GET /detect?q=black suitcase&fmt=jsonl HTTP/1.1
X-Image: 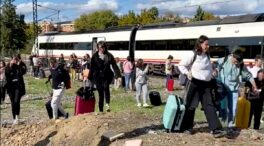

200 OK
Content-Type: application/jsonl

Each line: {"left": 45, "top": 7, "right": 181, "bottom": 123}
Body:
{"left": 149, "top": 91, "right": 162, "bottom": 106}
{"left": 45, "top": 100, "right": 64, "bottom": 119}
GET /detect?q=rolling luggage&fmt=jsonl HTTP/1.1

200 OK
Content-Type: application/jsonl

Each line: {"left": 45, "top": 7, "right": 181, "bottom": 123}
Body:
{"left": 149, "top": 91, "right": 162, "bottom": 106}
{"left": 75, "top": 82, "right": 96, "bottom": 115}
{"left": 167, "top": 79, "right": 174, "bottom": 91}
{"left": 45, "top": 100, "right": 64, "bottom": 119}
{"left": 163, "top": 95, "right": 185, "bottom": 132}
{"left": 235, "top": 96, "right": 251, "bottom": 129}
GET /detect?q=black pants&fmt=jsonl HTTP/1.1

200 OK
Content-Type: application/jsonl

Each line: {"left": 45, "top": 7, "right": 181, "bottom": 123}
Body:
{"left": 181, "top": 78, "right": 222, "bottom": 131}
{"left": 0, "top": 86, "right": 6, "bottom": 104}
{"left": 96, "top": 80, "right": 110, "bottom": 112}
{"left": 8, "top": 89, "right": 22, "bottom": 119}
{"left": 248, "top": 99, "right": 263, "bottom": 129}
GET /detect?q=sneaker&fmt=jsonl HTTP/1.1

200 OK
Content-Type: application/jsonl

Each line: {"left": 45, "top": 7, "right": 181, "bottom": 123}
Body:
{"left": 142, "top": 103, "right": 150, "bottom": 107}
{"left": 12, "top": 119, "right": 19, "bottom": 125}
{"left": 211, "top": 129, "right": 226, "bottom": 138}
{"left": 183, "top": 129, "right": 195, "bottom": 135}
{"left": 137, "top": 103, "right": 142, "bottom": 107}
{"left": 64, "top": 113, "right": 69, "bottom": 119}
{"left": 106, "top": 104, "right": 111, "bottom": 112}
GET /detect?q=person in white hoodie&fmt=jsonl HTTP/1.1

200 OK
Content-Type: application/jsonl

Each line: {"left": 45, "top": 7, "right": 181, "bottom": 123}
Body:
{"left": 178, "top": 35, "right": 224, "bottom": 138}
{"left": 135, "top": 59, "right": 149, "bottom": 107}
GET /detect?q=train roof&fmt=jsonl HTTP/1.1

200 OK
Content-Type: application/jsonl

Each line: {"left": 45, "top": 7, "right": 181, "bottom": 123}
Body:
{"left": 39, "top": 13, "right": 264, "bottom": 36}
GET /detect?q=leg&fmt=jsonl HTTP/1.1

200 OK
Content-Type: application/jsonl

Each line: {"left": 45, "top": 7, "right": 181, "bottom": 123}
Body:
{"left": 248, "top": 100, "right": 254, "bottom": 128}
{"left": 227, "top": 91, "right": 238, "bottom": 127}
{"left": 9, "top": 93, "right": 16, "bottom": 119}
{"left": 57, "top": 89, "right": 66, "bottom": 116}
{"left": 142, "top": 84, "right": 148, "bottom": 104}
{"left": 96, "top": 82, "right": 104, "bottom": 112}
{"left": 104, "top": 83, "right": 110, "bottom": 105}
{"left": 13, "top": 90, "right": 21, "bottom": 117}
{"left": 51, "top": 89, "right": 63, "bottom": 119}
{"left": 124, "top": 73, "right": 129, "bottom": 90}
{"left": 253, "top": 100, "right": 263, "bottom": 129}
{"left": 201, "top": 88, "right": 222, "bottom": 131}
{"left": 135, "top": 83, "right": 142, "bottom": 104}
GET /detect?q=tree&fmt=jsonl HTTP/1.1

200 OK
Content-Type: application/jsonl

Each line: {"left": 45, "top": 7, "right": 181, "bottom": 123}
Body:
{"left": 118, "top": 10, "right": 138, "bottom": 26}
{"left": 74, "top": 10, "right": 119, "bottom": 31}
{"left": 1, "top": 0, "right": 27, "bottom": 56}
{"left": 138, "top": 7, "right": 160, "bottom": 25}
{"left": 193, "top": 6, "right": 218, "bottom": 21}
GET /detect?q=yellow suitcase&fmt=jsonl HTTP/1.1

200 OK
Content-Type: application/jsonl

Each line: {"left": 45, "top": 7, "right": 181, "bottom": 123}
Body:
{"left": 235, "top": 96, "right": 251, "bottom": 129}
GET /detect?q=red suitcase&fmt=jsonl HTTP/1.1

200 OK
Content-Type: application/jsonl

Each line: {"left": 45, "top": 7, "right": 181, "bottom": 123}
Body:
{"left": 74, "top": 96, "right": 95, "bottom": 115}
{"left": 167, "top": 79, "right": 174, "bottom": 91}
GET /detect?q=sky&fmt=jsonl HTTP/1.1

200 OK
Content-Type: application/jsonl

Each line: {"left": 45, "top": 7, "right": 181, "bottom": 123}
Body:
{"left": 13, "top": 0, "right": 264, "bottom": 22}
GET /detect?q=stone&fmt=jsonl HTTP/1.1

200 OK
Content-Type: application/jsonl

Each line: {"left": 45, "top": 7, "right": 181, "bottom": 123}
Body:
{"left": 125, "top": 139, "right": 142, "bottom": 146}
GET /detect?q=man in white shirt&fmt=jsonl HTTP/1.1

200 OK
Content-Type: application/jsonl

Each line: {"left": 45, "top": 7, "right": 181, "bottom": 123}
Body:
{"left": 248, "top": 55, "right": 263, "bottom": 78}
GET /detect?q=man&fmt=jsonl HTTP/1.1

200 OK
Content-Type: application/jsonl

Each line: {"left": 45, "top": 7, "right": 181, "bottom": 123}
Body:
{"left": 46, "top": 58, "right": 70, "bottom": 119}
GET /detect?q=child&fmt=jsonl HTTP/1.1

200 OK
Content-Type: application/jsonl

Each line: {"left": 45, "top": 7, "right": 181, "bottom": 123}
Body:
{"left": 245, "top": 69, "right": 264, "bottom": 130}
{"left": 135, "top": 59, "right": 149, "bottom": 107}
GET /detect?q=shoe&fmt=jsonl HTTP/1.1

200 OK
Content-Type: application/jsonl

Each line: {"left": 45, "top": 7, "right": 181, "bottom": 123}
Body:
{"left": 137, "top": 103, "right": 142, "bottom": 107}
{"left": 183, "top": 129, "right": 195, "bottom": 135}
{"left": 106, "top": 104, "right": 111, "bottom": 112}
{"left": 12, "top": 119, "right": 19, "bottom": 125}
{"left": 142, "top": 103, "right": 150, "bottom": 107}
{"left": 64, "top": 113, "right": 69, "bottom": 119}
{"left": 211, "top": 129, "right": 226, "bottom": 138}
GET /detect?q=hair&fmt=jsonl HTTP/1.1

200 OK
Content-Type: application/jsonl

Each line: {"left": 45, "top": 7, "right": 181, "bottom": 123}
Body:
{"left": 50, "top": 57, "right": 57, "bottom": 64}
{"left": 16, "top": 54, "right": 21, "bottom": 60}
{"left": 0, "top": 60, "right": 6, "bottom": 67}
{"left": 97, "top": 41, "right": 107, "bottom": 50}
{"left": 127, "top": 56, "right": 131, "bottom": 61}
{"left": 194, "top": 35, "right": 209, "bottom": 55}
{"left": 136, "top": 59, "right": 144, "bottom": 69}
{"left": 232, "top": 49, "right": 243, "bottom": 63}
{"left": 255, "top": 55, "right": 262, "bottom": 62}
{"left": 85, "top": 53, "right": 90, "bottom": 59}
{"left": 167, "top": 55, "right": 173, "bottom": 60}
{"left": 257, "top": 69, "right": 264, "bottom": 75}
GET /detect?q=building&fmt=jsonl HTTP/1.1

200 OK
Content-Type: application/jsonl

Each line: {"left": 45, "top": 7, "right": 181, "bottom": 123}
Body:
{"left": 40, "top": 21, "right": 75, "bottom": 33}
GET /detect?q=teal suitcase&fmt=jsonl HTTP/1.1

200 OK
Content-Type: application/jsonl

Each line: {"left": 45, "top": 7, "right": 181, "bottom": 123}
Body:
{"left": 163, "top": 95, "right": 185, "bottom": 132}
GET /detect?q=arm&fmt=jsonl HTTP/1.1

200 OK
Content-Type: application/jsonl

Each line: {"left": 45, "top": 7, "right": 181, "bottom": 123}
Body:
{"left": 110, "top": 55, "right": 121, "bottom": 78}
{"left": 178, "top": 52, "right": 195, "bottom": 75}
{"left": 88, "top": 56, "right": 95, "bottom": 81}
{"left": 241, "top": 67, "right": 257, "bottom": 90}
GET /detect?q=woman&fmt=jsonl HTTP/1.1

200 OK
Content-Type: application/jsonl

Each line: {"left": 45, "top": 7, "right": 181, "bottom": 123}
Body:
{"left": 88, "top": 41, "right": 121, "bottom": 112}
{"left": 245, "top": 69, "right": 264, "bottom": 130}
{"left": 135, "top": 59, "right": 149, "bottom": 107}
{"left": 123, "top": 56, "right": 133, "bottom": 91}
{"left": 178, "top": 35, "right": 225, "bottom": 137}
{"left": 165, "top": 55, "right": 174, "bottom": 89}
{"left": 5, "top": 56, "right": 26, "bottom": 125}
{"left": 0, "top": 60, "right": 6, "bottom": 104}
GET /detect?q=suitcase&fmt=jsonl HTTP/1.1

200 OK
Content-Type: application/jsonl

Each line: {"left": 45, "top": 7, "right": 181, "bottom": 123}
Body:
{"left": 75, "top": 96, "right": 95, "bottom": 115}
{"left": 45, "top": 99, "right": 64, "bottom": 119}
{"left": 163, "top": 95, "right": 185, "bottom": 132}
{"left": 235, "top": 96, "right": 251, "bottom": 129}
{"left": 149, "top": 91, "right": 162, "bottom": 106}
{"left": 167, "top": 79, "right": 174, "bottom": 91}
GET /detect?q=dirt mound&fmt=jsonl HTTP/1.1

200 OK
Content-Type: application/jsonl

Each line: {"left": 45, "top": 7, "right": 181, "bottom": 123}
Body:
{"left": 1, "top": 112, "right": 264, "bottom": 146}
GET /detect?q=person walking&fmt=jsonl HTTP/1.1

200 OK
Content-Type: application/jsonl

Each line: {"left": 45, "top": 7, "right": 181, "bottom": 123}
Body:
{"left": 88, "top": 41, "right": 121, "bottom": 112}
{"left": 165, "top": 55, "right": 174, "bottom": 89}
{"left": 217, "top": 49, "right": 257, "bottom": 132}
{"left": 135, "top": 59, "right": 150, "bottom": 107}
{"left": 5, "top": 56, "right": 26, "bottom": 125}
{"left": 178, "top": 35, "right": 225, "bottom": 137}
{"left": 46, "top": 58, "right": 70, "bottom": 120}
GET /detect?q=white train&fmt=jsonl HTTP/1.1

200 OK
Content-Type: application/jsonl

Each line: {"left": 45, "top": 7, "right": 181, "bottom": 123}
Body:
{"left": 33, "top": 13, "right": 264, "bottom": 74}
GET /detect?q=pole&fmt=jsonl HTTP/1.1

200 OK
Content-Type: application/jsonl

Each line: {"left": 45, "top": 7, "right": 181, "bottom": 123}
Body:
{"left": 0, "top": 0, "right": 3, "bottom": 58}
{"left": 33, "top": 0, "right": 38, "bottom": 55}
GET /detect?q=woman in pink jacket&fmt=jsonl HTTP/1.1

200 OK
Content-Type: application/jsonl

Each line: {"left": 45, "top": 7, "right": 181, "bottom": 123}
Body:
{"left": 123, "top": 56, "right": 133, "bottom": 90}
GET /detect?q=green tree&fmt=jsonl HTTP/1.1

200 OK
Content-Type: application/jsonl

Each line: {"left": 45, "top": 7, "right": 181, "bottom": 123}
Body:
{"left": 193, "top": 6, "right": 218, "bottom": 21}
{"left": 1, "top": 0, "right": 27, "bottom": 56}
{"left": 74, "top": 10, "right": 119, "bottom": 31}
{"left": 118, "top": 10, "right": 138, "bottom": 26}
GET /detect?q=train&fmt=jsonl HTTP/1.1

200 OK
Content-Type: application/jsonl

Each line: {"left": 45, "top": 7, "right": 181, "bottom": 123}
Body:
{"left": 33, "top": 13, "right": 264, "bottom": 75}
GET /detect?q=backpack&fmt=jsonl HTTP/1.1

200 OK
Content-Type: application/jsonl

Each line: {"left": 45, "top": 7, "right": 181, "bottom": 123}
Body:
{"left": 178, "top": 51, "right": 210, "bottom": 86}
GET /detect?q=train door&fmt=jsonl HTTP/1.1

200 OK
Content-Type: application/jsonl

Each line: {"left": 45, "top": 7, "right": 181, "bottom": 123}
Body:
{"left": 91, "top": 37, "right": 106, "bottom": 55}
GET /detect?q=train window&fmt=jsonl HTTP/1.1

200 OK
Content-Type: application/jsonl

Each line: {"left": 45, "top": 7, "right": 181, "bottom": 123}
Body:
{"left": 136, "top": 41, "right": 152, "bottom": 50}
{"left": 240, "top": 45, "right": 261, "bottom": 59}
{"left": 209, "top": 46, "right": 229, "bottom": 58}
{"left": 107, "top": 41, "right": 129, "bottom": 50}
{"left": 73, "top": 42, "right": 91, "bottom": 50}
{"left": 170, "top": 40, "right": 186, "bottom": 50}
{"left": 153, "top": 41, "right": 167, "bottom": 50}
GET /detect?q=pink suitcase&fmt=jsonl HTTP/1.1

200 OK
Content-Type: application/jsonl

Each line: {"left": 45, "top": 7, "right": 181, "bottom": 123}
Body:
{"left": 74, "top": 96, "right": 95, "bottom": 115}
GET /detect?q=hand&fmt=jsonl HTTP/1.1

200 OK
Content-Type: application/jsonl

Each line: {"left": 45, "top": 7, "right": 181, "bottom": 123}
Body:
{"left": 187, "top": 72, "right": 192, "bottom": 80}
{"left": 117, "top": 77, "right": 122, "bottom": 83}
{"left": 212, "top": 70, "right": 218, "bottom": 77}
{"left": 252, "top": 86, "right": 259, "bottom": 94}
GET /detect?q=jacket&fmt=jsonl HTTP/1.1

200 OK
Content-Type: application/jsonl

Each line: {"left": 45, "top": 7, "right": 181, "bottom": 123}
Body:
{"left": 218, "top": 56, "right": 253, "bottom": 91}
{"left": 88, "top": 51, "right": 121, "bottom": 84}
{"left": 135, "top": 66, "right": 149, "bottom": 84}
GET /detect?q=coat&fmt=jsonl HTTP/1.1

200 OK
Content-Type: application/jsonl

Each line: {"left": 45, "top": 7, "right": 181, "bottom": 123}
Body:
{"left": 88, "top": 51, "right": 121, "bottom": 85}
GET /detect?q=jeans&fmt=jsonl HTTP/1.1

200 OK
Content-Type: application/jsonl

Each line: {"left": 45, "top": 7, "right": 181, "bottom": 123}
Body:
{"left": 9, "top": 89, "right": 22, "bottom": 119}
{"left": 135, "top": 83, "right": 148, "bottom": 104}
{"left": 220, "top": 90, "right": 238, "bottom": 127}
{"left": 124, "top": 73, "right": 131, "bottom": 90}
